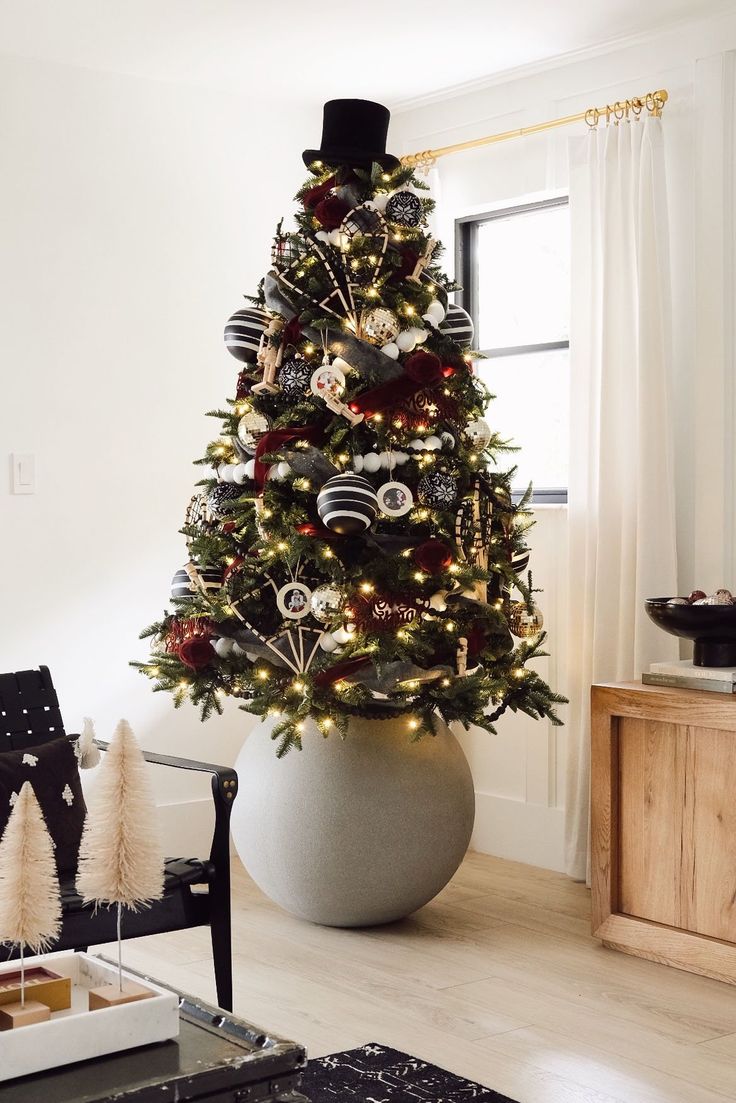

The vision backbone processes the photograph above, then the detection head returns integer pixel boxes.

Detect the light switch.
[11,453,35,494]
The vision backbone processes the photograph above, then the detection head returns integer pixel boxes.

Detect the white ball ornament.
[332,626,354,646]
[232,463,249,485]
[408,439,427,452]
[218,464,236,483]
[332,356,351,373]
[381,341,400,360]
[315,230,330,243]
[212,637,235,658]
[424,436,442,451]
[412,327,429,345]
[244,459,256,479]
[393,451,409,465]
[427,299,446,323]
[422,313,439,329]
[363,452,382,474]
[352,454,364,473]
[371,192,390,212]
[319,632,339,653]
[396,330,418,353]
[379,452,392,470]
[429,591,448,612]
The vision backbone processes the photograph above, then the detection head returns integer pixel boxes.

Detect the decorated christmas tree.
[135,99,565,756]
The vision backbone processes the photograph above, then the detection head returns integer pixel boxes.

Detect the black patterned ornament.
[417,471,458,508]
[439,304,474,350]
[224,307,271,363]
[385,190,422,228]
[171,563,222,601]
[207,482,242,518]
[278,356,312,398]
[317,473,378,535]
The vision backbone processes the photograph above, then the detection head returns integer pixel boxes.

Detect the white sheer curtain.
[564,115,679,880]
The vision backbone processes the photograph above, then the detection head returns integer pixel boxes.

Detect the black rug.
[300,1043,518,1102]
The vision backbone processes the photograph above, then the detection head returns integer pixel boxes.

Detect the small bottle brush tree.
[134,101,566,756]
[76,720,163,1000]
[0,782,61,1015]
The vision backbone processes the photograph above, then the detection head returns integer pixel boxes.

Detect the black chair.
[0,666,238,1011]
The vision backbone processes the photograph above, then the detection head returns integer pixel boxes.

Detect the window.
[456,197,570,503]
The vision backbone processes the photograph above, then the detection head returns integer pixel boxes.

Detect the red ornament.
[302,175,337,210]
[178,636,216,670]
[314,196,351,230]
[236,371,251,400]
[412,540,453,575]
[404,350,444,387]
[223,556,244,580]
[466,621,488,658]
[392,246,419,281]
[165,617,215,653]
[282,315,302,348]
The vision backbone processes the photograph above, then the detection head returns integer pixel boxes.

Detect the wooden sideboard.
[591,681,736,984]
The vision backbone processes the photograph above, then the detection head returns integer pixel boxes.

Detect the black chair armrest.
[93,739,237,868]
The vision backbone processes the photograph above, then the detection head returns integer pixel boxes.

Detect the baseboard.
[157,798,214,857]
[156,792,564,872]
[471,790,565,872]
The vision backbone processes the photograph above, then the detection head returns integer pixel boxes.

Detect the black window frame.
[455,195,569,505]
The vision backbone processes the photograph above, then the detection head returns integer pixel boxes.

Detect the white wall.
[392,9,736,870]
[0,54,313,853]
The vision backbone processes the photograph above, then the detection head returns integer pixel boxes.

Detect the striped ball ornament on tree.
[317,473,378,535]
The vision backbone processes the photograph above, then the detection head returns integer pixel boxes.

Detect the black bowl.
[645,597,736,666]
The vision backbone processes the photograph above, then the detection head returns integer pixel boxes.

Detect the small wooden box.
[0,967,71,1012]
[592,681,736,984]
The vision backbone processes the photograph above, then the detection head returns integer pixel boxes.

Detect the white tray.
[0,950,179,1081]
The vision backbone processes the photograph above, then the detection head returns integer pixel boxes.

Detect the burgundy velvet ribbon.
[254,424,324,490]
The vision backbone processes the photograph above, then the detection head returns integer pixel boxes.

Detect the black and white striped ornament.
[511,548,530,575]
[171,563,222,601]
[224,307,271,363]
[439,304,475,350]
[317,473,378,536]
[207,482,242,518]
[278,356,312,398]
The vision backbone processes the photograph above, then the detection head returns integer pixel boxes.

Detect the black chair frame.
[0,666,238,1011]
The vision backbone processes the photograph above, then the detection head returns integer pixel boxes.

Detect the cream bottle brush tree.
[76,719,164,995]
[0,782,62,1007]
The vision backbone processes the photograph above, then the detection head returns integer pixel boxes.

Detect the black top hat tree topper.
[303,98,400,172]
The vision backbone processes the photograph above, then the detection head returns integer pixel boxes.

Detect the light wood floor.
[100,852,736,1103]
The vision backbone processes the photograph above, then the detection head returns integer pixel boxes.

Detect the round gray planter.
[230,713,475,927]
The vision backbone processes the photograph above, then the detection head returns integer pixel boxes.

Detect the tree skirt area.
[300,1043,517,1102]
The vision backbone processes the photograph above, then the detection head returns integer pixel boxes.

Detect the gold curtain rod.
[401,89,668,168]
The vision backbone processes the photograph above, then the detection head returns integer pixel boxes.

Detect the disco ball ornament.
[310,583,345,624]
[317,473,378,535]
[508,601,544,639]
[464,418,492,450]
[237,410,270,452]
[362,306,400,345]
